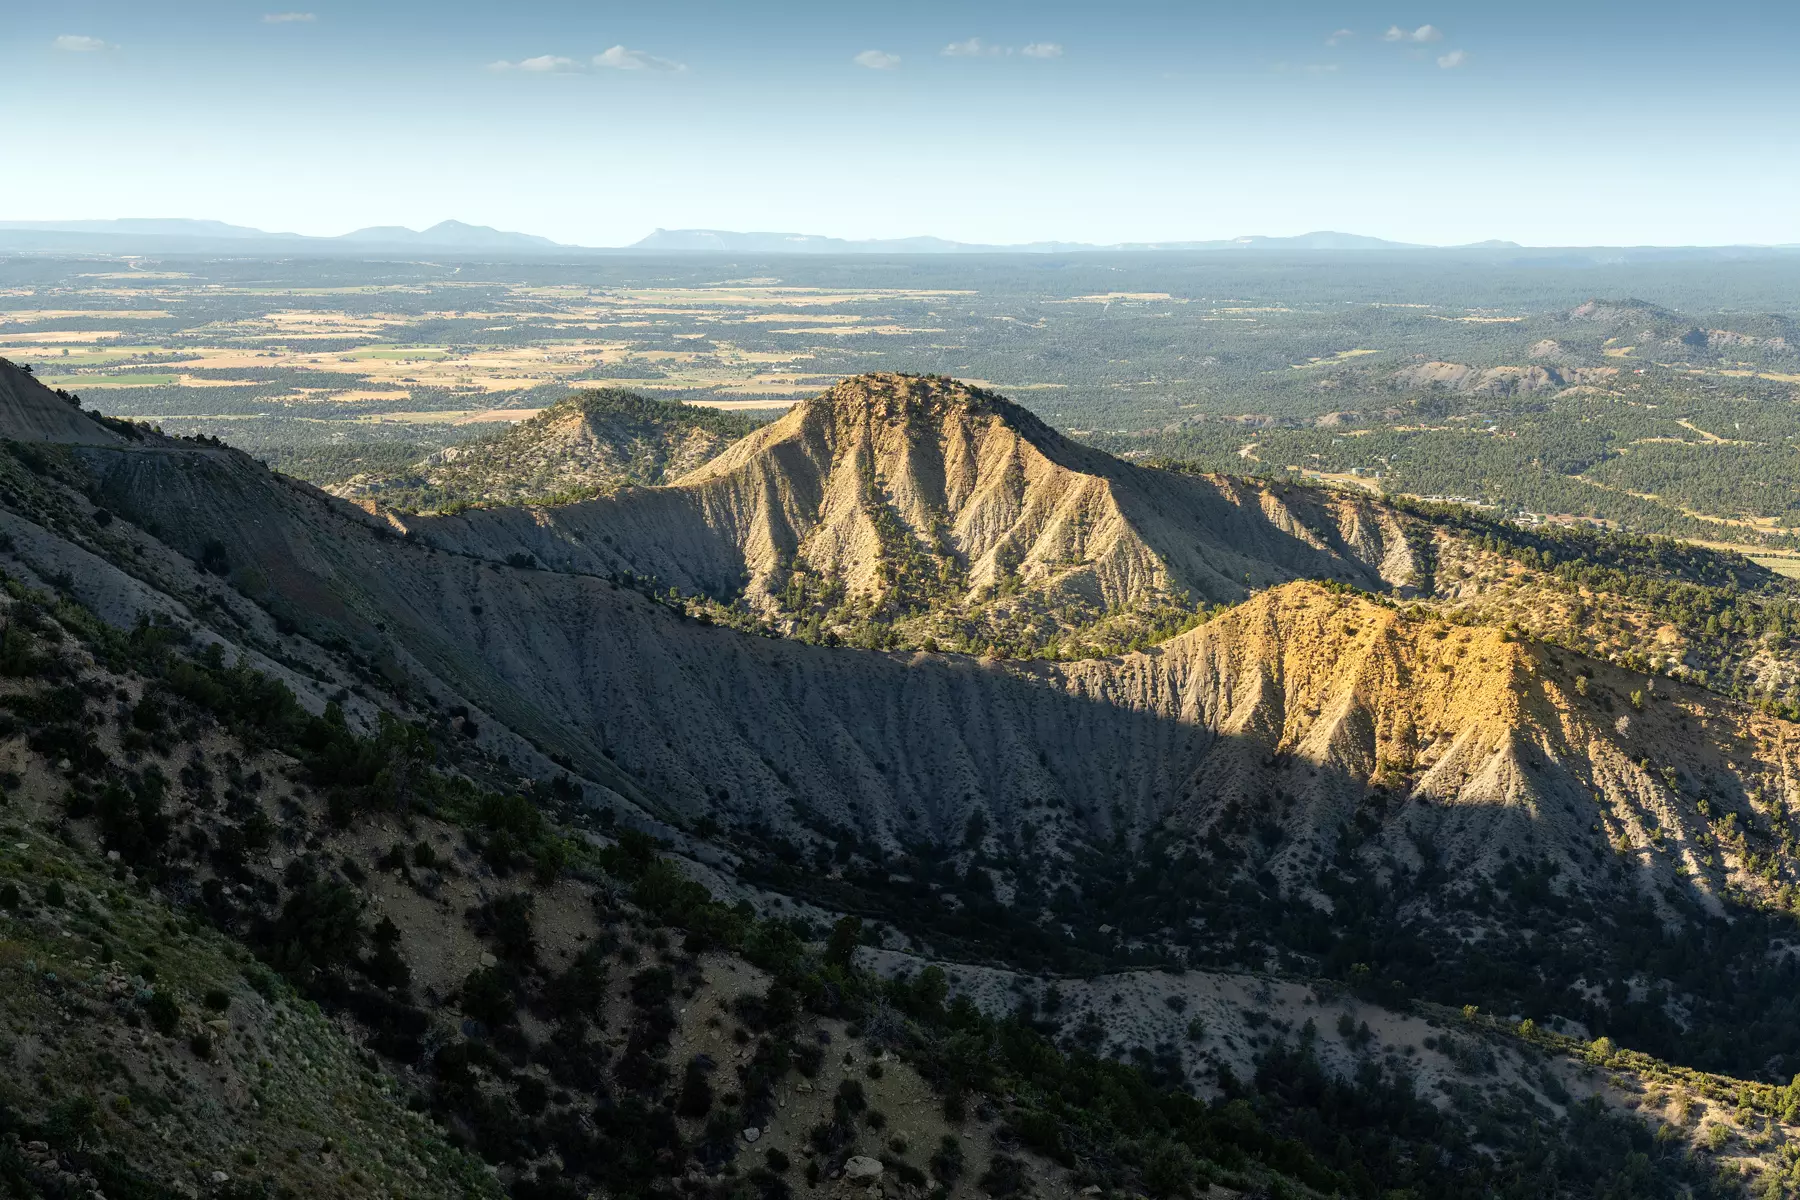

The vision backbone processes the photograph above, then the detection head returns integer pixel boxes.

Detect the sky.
[5,1,1799,247]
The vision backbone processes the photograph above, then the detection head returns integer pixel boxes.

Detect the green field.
[2,253,1797,540]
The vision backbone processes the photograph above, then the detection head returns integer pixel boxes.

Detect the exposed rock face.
[1391,361,1617,396]
[396,374,1420,625]
[2,359,1793,919]
[331,389,758,509]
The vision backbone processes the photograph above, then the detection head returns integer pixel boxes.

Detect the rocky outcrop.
[396,374,1420,622]
[1392,361,1618,396]
[1,358,1791,916]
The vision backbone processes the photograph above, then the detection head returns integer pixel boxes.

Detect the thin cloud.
[1384,24,1442,42]
[1325,29,1355,46]
[489,55,579,72]
[853,50,900,69]
[1437,49,1467,68]
[942,38,1062,59]
[942,37,1005,57]
[53,34,110,52]
[263,12,315,22]
[595,44,685,72]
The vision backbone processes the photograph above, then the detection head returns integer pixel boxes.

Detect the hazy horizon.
[6,1,1798,247]
[3,217,1798,252]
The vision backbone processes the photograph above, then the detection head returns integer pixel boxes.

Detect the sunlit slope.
[395,374,1418,653]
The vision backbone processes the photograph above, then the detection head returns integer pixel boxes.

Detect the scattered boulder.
[843,1156,883,1181]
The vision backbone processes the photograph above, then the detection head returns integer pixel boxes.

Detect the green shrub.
[145,990,179,1035]
[459,965,517,1028]
[930,1135,964,1184]
[676,1058,714,1118]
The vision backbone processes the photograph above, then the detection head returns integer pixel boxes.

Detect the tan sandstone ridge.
[394,373,1419,624]
[0,360,1791,916]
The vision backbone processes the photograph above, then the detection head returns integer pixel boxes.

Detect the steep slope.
[0,359,127,446]
[2,359,1786,901]
[5,355,1800,1089]
[8,591,1768,1200]
[0,545,1094,1200]
[331,388,760,510]
[396,373,1419,654]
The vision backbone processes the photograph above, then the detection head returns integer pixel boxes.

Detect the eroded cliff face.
[4,362,1790,921]
[390,374,1421,633]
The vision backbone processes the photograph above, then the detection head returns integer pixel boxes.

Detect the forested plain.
[4,250,1800,546]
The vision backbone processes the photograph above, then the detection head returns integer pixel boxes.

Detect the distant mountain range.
[0,218,1793,258]
[0,218,565,255]
[626,228,1482,253]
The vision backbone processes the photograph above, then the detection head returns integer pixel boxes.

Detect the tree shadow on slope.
[44,433,1800,1086]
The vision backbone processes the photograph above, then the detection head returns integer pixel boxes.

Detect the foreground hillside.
[3,357,1800,1194]
[8,562,1792,1198]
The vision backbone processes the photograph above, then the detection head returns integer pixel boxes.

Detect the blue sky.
[5,1,1798,246]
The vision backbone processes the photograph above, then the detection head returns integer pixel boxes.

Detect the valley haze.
[5,218,1799,257]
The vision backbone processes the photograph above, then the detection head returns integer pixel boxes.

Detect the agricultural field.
[3,251,1800,550]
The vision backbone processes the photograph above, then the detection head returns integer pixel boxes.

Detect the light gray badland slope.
[7,361,1793,917]
[395,373,1419,617]
[0,359,127,445]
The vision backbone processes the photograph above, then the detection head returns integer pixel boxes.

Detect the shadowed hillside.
[4,357,1800,1195]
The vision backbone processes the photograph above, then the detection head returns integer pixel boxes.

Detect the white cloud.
[595,44,684,72]
[1437,48,1467,68]
[53,34,109,52]
[942,37,1005,57]
[853,49,900,69]
[1325,29,1354,46]
[941,38,1061,59]
[1384,23,1442,42]
[489,55,579,72]
[263,12,315,22]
